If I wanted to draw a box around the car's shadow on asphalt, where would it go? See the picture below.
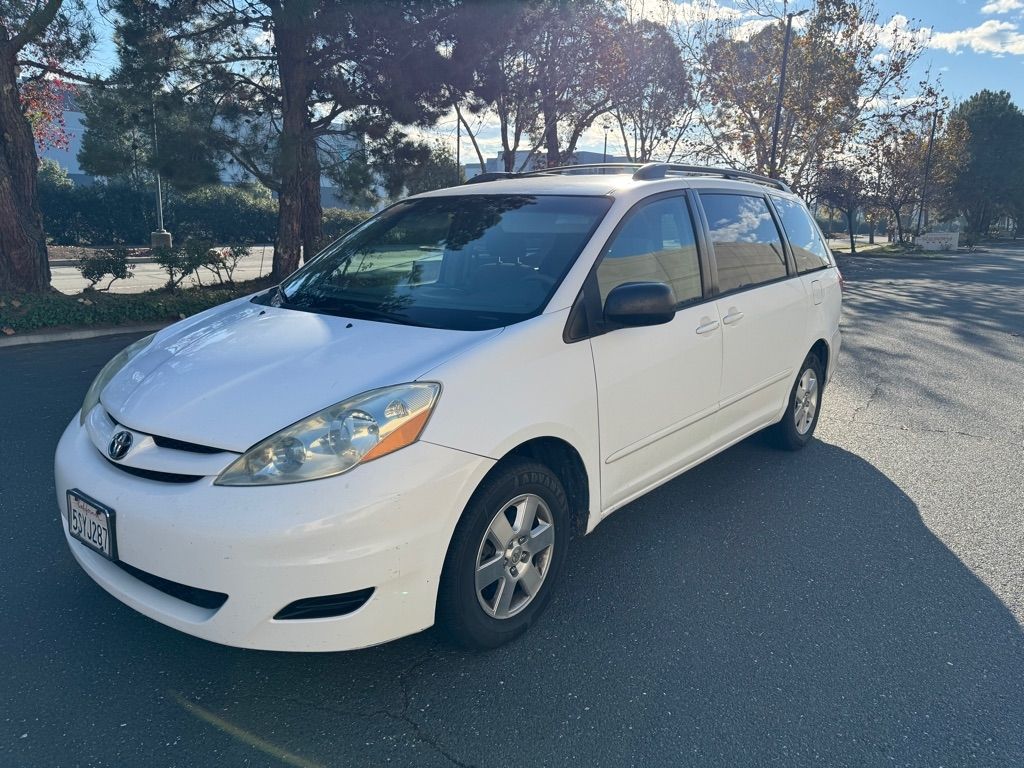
[41,433,1024,766]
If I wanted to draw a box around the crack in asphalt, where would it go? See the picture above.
[382,649,477,768]
[830,413,996,441]
[851,382,883,423]
[268,648,473,768]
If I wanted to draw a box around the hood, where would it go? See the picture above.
[101,298,501,452]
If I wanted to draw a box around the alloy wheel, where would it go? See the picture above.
[794,367,819,435]
[474,493,555,619]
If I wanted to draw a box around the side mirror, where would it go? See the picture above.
[603,282,677,328]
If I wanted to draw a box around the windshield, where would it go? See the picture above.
[276,194,612,331]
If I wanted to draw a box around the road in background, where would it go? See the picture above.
[3,244,1022,767]
[49,246,276,294]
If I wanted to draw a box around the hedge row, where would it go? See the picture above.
[38,173,371,246]
[0,280,269,334]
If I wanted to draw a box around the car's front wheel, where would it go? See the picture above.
[438,458,569,648]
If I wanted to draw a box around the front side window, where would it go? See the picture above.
[278,195,611,331]
[595,196,702,305]
[771,195,832,273]
[700,193,787,294]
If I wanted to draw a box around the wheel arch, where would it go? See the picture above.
[809,338,830,385]
[481,437,593,538]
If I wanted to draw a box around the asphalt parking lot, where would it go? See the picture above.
[3,244,1023,767]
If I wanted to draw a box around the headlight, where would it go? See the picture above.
[215,383,441,486]
[80,334,155,424]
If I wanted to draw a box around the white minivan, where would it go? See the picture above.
[55,163,841,651]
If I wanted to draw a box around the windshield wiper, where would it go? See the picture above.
[282,301,429,328]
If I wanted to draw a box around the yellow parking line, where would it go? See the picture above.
[171,691,325,768]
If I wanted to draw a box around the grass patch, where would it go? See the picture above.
[0,277,273,335]
[836,243,959,259]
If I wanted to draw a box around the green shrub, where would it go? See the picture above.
[202,244,250,285]
[322,208,372,242]
[170,185,278,242]
[39,180,154,245]
[38,171,373,248]
[153,240,213,290]
[77,246,135,291]
[0,279,272,334]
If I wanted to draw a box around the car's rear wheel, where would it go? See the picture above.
[772,353,824,450]
[438,458,569,648]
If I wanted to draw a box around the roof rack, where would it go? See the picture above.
[463,171,517,184]
[463,164,641,185]
[521,163,644,177]
[461,161,791,193]
[631,162,791,192]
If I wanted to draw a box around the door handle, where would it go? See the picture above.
[695,318,720,335]
[722,308,744,325]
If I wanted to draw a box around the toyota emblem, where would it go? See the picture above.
[108,430,133,461]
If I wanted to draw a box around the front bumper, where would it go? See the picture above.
[54,417,493,651]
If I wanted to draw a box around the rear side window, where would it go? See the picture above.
[771,195,832,273]
[700,193,787,294]
[596,196,702,305]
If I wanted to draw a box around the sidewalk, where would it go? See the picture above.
[825,235,883,253]
[50,246,276,294]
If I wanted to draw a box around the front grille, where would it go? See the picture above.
[274,588,375,620]
[115,560,228,610]
[151,434,229,454]
[103,457,203,484]
[106,410,227,455]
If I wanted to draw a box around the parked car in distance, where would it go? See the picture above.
[55,162,842,650]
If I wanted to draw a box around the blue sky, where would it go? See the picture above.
[83,0,1024,103]
[79,0,1024,158]
[877,0,1024,103]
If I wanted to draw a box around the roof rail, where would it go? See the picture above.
[463,171,517,185]
[520,163,644,177]
[461,162,792,193]
[632,162,792,192]
[461,164,641,185]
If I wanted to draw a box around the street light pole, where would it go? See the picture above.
[769,9,808,179]
[150,100,171,249]
[603,124,609,163]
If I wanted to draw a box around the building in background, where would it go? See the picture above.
[37,97,374,209]
[37,98,92,186]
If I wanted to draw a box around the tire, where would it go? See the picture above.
[771,352,824,451]
[437,458,570,649]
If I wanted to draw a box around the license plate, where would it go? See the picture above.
[67,490,116,560]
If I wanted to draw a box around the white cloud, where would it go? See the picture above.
[671,0,746,25]
[930,19,1024,54]
[981,0,1023,14]
[729,17,776,41]
[875,14,932,50]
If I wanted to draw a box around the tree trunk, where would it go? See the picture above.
[455,103,487,174]
[846,209,856,255]
[300,134,322,260]
[894,209,905,245]
[0,43,51,292]
[271,8,313,282]
[542,93,560,167]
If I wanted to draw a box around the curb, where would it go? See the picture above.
[50,258,158,267]
[0,322,169,349]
